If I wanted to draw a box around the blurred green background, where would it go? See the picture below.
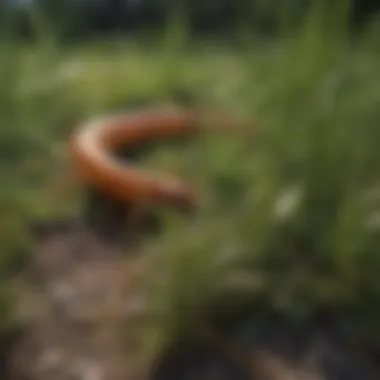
[1,0,380,360]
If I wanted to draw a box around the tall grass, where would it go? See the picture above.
[141,6,380,355]
[0,4,250,334]
[0,0,379,363]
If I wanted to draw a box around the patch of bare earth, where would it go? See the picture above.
[9,223,148,380]
[5,221,380,380]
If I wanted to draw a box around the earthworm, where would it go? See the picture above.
[69,107,251,212]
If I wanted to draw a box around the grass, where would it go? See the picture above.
[0,28,255,340]
[141,13,380,356]
[1,1,380,369]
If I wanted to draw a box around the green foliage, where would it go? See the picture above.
[0,0,380,361]
[0,20,252,337]
[143,12,380,351]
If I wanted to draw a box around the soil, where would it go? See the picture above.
[7,220,149,380]
[1,186,380,380]
[5,218,380,380]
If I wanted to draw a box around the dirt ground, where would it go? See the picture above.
[4,219,380,380]
[8,221,149,380]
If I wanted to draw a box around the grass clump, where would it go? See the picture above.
[143,12,380,356]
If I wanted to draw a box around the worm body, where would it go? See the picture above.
[69,107,249,211]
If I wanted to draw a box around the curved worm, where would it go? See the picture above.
[69,107,250,211]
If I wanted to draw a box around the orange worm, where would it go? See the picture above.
[69,107,251,211]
